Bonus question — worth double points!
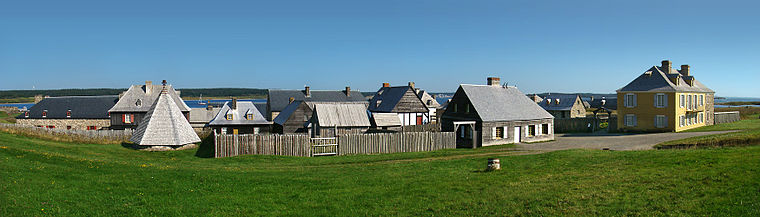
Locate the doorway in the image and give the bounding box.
[513,126,521,143]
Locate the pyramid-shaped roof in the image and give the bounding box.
[130,86,201,146]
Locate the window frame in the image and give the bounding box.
[680,94,685,108]
[655,93,666,108]
[655,115,666,128]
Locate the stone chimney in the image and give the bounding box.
[145,81,153,95]
[304,86,311,98]
[345,86,351,97]
[408,82,415,89]
[661,60,672,73]
[382,83,390,88]
[34,95,44,103]
[231,98,237,110]
[680,65,690,76]
[487,77,501,87]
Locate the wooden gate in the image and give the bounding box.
[310,137,338,157]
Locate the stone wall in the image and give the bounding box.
[480,118,554,147]
[16,119,111,130]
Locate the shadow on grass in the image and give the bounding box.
[194,135,215,158]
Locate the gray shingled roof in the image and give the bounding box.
[368,86,429,113]
[538,95,580,111]
[18,95,118,119]
[268,89,366,112]
[588,97,617,110]
[130,88,200,146]
[313,103,370,127]
[371,113,402,127]
[416,89,441,108]
[459,84,554,122]
[618,66,714,93]
[109,83,190,113]
[189,107,221,126]
[209,101,271,126]
[273,100,368,125]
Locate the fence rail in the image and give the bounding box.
[400,123,441,132]
[714,111,740,124]
[0,123,133,144]
[213,131,456,158]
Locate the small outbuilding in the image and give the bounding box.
[308,103,371,137]
[129,85,201,151]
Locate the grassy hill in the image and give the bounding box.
[1,132,758,216]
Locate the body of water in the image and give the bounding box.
[0,99,268,110]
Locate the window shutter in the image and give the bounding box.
[624,95,628,107]
[130,114,134,123]
[633,115,638,126]
[664,116,668,127]
[122,114,126,123]
[492,127,497,139]
[633,94,637,107]
[654,95,658,108]
[664,94,668,107]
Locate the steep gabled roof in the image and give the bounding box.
[416,89,441,108]
[19,95,118,119]
[368,86,429,113]
[313,103,370,127]
[538,95,581,111]
[458,84,553,122]
[189,107,221,124]
[209,101,270,126]
[130,88,200,146]
[273,100,368,125]
[618,66,714,93]
[267,89,366,112]
[109,83,190,113]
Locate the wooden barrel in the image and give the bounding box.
[487,158,500,171]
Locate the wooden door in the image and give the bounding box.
[416,116,423,125]
[513,126,520,143]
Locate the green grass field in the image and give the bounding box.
[2,131,759,216]
[657,118,760,149]
[0,111,20,124]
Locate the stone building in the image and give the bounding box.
[16,96,118,130]
[441,77,555,147]
[538,94,587,118]
[108,80,191,130]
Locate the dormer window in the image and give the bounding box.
[135,99,142,107]
[24,112,29,118]
[66,109,72,118]
[555,99,560,105]
[42,110,48,118]
[226,113,234,120]
[247,114,253,120]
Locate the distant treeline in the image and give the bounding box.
[0,88,269,101]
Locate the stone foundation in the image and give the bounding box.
[16,119,111,130]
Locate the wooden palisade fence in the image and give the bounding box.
[213,131,456,158]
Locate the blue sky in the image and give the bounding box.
[1,0,758,97]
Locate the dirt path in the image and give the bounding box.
[516,131,736,151]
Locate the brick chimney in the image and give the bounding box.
[304,86,311,98]
[408,82,415,89]
[382,83,390,88]
[487,77,501,87]
[661,60,672,73]
[231,98,237,110]
[680,65,690,76]
[345,86,351,97]
[145,81,152,95]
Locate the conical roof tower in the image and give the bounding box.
[130,81,200,149]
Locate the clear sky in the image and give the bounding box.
[1,0,758,97]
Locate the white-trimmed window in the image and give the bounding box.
[680,94,685,108]
[625,114,637,127]
[124,114,132,124]
[42,110,48,118]
[699,95,704,106]
[624,93,637,108]
[221,127,228,134]
[687,94,692,110]
[654,93,667,108]
[680,115,685,127]
[493,127,504,139]
[688,114,692,125]
[700,112,704,123]
[655,115,667,128]
[66,109,72,118]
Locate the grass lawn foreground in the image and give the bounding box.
[1,131,759,216]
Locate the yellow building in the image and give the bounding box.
[617,60,715,132]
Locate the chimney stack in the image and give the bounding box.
[231,98,237,110]
[345,86,351,97]
[487,77,501,87]
[661,60,672,73]
[145,81,153,95]
[680,65,690,76]
[382,83,390,88]
[408,82,415,89]
[304,86,311,97]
